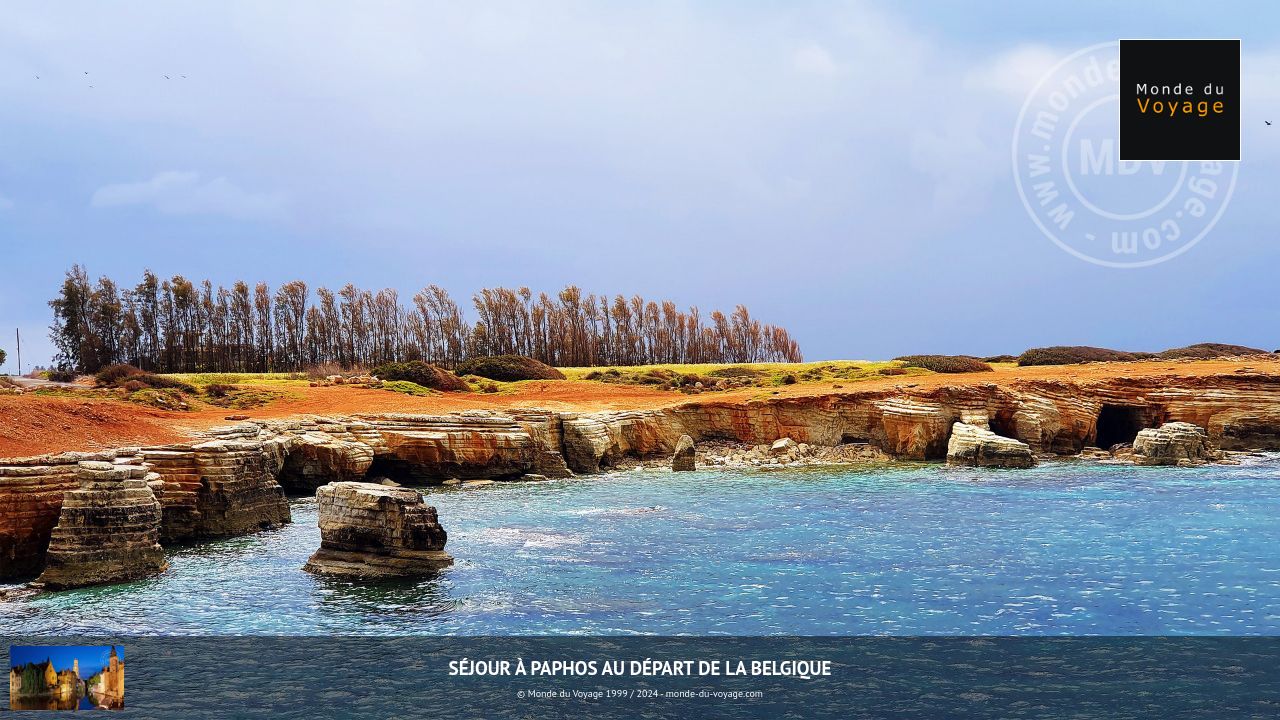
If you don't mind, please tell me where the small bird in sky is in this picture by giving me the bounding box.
[164,75,170,79]
[1266,120,1272,126]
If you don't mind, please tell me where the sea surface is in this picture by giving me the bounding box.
[5,458,1280,636]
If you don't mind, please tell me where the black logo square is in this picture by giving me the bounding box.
[1120,39,1240,161]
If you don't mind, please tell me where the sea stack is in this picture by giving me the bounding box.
[303,482,453,579]
[1132,422,1222,466]
[945,422,1036,469]
[36,461,168,589]
[671,435,696,471]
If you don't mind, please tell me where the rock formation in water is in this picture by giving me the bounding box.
[671,435,696,471]
[1132,422,1222,466]
[303,481,453,578]
[945,422,1036,469]
[35,461,168,589]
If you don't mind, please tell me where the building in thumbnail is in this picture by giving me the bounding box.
[92,646,124,705]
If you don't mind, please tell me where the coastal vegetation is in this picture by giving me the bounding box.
[893,355,993,373]
[46,265,802,375]
[370,361,470,392]
[1017,343,1269,366]
[455,355,565,381]
[570,360,923,391]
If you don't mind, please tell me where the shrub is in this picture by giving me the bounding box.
[708,366,767,379]
[454,355,565,381]
[1016,346,1140,366]
[981,354,1018,364]
[635,369,675,385]
[778,373,798,385]
[1157,343,1269,359]
[47,369,77,382]
[94,364,196,393]
[677,373,713,387]
[140,374,197,392]
[371,361,470,392]
[894,355,993,373]
[482,382,499,393]
[95,363,145,386]
[878,367,907,376]
[126,388,189,410]
[205,383,235,398]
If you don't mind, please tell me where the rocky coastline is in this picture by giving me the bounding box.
[3,369,1280,586]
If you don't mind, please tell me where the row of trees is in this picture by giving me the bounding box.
[48,266,803,373]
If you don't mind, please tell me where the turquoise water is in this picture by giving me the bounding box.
[4,458,1280,636]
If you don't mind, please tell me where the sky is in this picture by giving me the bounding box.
[1,1,1278,370]
[10,645,122,677]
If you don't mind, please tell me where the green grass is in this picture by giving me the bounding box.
[150,360,936,401]
[379,380,440,397]
[165,372,313,389]
[559,360,927,386]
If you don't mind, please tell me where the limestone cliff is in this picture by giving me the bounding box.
[141,435,291,543]
[0,450,139,579]
[362,413,537,481]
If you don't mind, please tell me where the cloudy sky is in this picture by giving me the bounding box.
[1,1,1278,369]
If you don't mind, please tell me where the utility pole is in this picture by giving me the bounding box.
[15,328,20,376]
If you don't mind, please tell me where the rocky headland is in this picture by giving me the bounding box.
[3,367,1280,585]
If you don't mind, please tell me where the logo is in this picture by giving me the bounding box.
[1119,39,1240,161]
[1013,41,1238,268]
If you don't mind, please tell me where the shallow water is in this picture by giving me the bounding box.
[5,459,1280,636]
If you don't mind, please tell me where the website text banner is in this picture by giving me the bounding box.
[5,637,1279,719]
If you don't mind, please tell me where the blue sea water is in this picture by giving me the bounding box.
[4,458,1280,636]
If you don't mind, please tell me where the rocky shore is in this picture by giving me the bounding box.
[3,369,1279,585]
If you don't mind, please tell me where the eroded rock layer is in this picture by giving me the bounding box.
[672,435,696,472]
[1132,422,1222,466]
[303,481,452,578]
[363,413,536,481]
[4,369,1280,579]
[141,435,292,543]
[946,422,1036,469]
[0,450,135,579]
[36,461,168,589]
